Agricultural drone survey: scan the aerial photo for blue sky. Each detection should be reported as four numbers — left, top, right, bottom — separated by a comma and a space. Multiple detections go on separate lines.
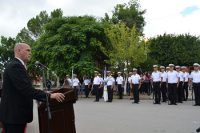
181, 6, 200, 16
0, 0, 200, 38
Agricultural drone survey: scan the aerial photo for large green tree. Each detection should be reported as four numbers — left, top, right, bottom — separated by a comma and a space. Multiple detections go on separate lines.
148, 34, 200, 66
104, 0, 146, 34
105, 23, 147, 71
32, 16, 109, 77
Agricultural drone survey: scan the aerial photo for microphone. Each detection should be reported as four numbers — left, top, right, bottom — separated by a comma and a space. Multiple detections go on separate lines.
35, 61, 48, 69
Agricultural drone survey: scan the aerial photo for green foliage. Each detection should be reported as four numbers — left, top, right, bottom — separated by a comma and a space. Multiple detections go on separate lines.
110, 0, 146, 34
105, 23, 147, 72
148, 34, 200, 66
32, 16, 109, 77
0, 36, 16, 70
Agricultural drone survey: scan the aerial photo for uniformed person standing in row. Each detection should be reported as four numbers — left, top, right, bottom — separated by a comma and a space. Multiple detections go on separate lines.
116, 72, 124, 99
151, 65, 161, 104
83, 76, 91, 98
189, 63, 200, 106
105, 71, 115, 102
167, 64, 179, 105
72, 74, 80, 100
128, 72, 133, 100
98, 74, 104, 98
176, 66, 184, 103
130, 68, 141, 104
182, 66, 189, 101
92, 71, 101, 102
160, 66, 167, 102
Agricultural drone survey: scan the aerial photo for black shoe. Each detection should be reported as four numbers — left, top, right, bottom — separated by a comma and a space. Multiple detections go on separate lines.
193, 104, 198, 106
94, 100, 99, 102
173, 103, 177, 105
133, 101, 139, 104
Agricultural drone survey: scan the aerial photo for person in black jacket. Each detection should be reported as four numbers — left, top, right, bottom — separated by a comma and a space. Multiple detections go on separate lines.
0, 43, 65, 133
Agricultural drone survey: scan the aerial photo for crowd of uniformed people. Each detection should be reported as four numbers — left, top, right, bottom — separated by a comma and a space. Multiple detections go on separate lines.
60, 63, 200, 106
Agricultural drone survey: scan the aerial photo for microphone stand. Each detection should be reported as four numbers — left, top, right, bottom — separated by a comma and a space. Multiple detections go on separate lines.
40, 65, 52, 133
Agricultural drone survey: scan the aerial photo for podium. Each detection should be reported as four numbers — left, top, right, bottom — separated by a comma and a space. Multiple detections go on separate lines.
38, 88, 77, 133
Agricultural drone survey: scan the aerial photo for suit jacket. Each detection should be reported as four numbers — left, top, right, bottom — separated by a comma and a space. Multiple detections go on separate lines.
0, 58, 47, 124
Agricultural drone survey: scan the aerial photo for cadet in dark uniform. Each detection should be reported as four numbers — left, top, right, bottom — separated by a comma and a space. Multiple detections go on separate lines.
167, 64, 179, 105
116, 72, 124, 99
176, 66, 184, 103
189, 63, 200, 106
130, 68, 141, 104
105, 71, 115, 102
182, 66, 189, 101
92, 71, 101, 102
160, 66, 167, 102
152, 65, 161, 104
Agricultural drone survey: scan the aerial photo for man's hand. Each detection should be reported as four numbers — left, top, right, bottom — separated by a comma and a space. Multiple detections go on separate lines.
50, 93, 65, 102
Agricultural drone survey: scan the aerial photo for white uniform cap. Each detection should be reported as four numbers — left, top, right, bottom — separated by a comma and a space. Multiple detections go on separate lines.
193, 63, 199, 66
175, 66, 180, 69
153, 65, 158, 68
169, 64, 175, 67
166, 67, 170, 69
133, 68, 137, 71
181, 66, 186, 69
160, 66, 165, 69
117, 72, 122, 74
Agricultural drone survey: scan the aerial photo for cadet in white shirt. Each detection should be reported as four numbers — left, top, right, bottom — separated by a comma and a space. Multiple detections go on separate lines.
151, 65, 161, 104
130, 68, 141, 104
167, 64, 179, 105
105, 71, 115, 102
98, 74, 104, 98
72, 74, 80, 100
83, 76, 91, 98
116, 72, 124, 99
176, 66, 184, 103
189, 63, 200, 106
92, 71, 101, 102
160, 66, 167, 102
181, 66, 189, 101
128, 72, 133, 100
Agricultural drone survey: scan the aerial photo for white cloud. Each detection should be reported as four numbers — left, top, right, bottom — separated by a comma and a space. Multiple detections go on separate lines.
0, 0, 200, 38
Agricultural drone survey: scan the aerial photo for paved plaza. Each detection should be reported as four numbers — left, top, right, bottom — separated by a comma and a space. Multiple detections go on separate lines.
75, 98, 199, 133
26, 97, 200, 133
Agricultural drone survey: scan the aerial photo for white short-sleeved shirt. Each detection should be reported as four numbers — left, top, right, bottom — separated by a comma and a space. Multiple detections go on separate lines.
183, 72, 189, 82
105, 76, 115, 86
160, 72, 167, 82
130, 74, 141, 84
116, 76, 124, 84
167, 70, 179, 83
128, 77, 132, 83
73, 78, 80, 86
177, 71, 184, 82
151, 71, 161, 82
99, 77, 104, 84
84, 79, 91, 85
93, 76, 101, 85
190, 71, 200, 83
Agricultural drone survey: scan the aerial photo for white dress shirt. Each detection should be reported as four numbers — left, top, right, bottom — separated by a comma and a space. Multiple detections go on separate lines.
167, 70, 179, 83
190, 71, 200, 83
183, 72, 189, 82
93, 76, 101, 85
160, 72, 167, 82
130, 74, 141, 84
116, 76, 124, 85
177, 71, 184, 82
152, 71, 161, 82
105, 76, 115, 86
73, 78, 80, 86
84, 79, 91, 85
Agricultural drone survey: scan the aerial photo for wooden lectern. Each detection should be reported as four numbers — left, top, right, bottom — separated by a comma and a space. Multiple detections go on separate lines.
38, 88, 77, 133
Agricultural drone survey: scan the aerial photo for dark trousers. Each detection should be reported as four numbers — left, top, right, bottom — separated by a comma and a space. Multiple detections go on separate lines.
161, 82, 167, 102
153, 82, 161, 103
107, 85, 113, 102
3, 123, 26, 133
193, 83, 200, 105
183, 82, 188, 101
85, 85, 89, 98
168, 83, 177, 104
133, 84, 139, 103
94, 85, 100, 101
99, 87, 103, 98
74, 86, 79, 100
177, 82, 183, 103
118, 84, 123, 99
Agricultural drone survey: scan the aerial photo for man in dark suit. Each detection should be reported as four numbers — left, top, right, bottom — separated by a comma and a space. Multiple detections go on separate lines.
0, 43, 65, 133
